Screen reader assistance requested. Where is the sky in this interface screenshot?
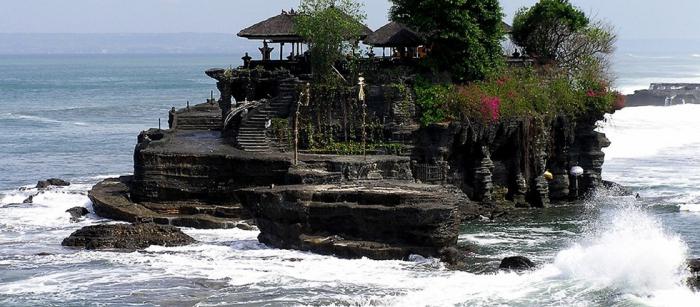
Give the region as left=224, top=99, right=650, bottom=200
left=1, top=0, right=699, bottom=40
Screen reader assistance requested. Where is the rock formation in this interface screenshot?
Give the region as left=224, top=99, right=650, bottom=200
left=62, top=223, right=196, bottom=250
left=66, top=206, right=89, bottom=222
left=36, top=178, right=70, bottom=189
left=499, top=256, right=535, bottom=271
left=236, top=181, right=465, bottom=261
left=84, top=61, right=616, bottom=262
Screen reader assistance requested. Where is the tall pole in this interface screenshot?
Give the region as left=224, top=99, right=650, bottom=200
left=294, top=82, right=310, bottom=166
left=358, top=76, right=367, bottom=160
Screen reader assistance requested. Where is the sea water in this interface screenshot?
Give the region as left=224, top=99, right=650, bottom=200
left=1, top=53, right=700, bottom=306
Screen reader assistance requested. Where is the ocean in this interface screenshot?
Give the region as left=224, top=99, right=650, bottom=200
left=1, top=52, right=700, bottom=306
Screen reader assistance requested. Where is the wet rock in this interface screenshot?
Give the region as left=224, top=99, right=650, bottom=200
left=237, top=181, right=465, bottom=262
left=62, top=223, right=196, bottom=250
left=35, top=252, right=54, bottom=256
left=66, top=207, right=89, bottom=222
left=439, top=246, right=472, bottom=269
left=36, top=178, right=70, bottom=189
left=89, top=177, right=247, bottom=229
left=235, top=222, right=255, bottom=231
left=22, top=195, right=34, bottom=204
left=499, top=256, right=535, bottom=271
left=687, top=258, right=700, bottom=291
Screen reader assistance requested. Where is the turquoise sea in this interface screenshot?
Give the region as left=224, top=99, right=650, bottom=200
left=1, top=53, right=700, bottom=306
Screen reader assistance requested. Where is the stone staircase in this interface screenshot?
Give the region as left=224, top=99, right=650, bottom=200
left=235, top=78, right=298, bottom=152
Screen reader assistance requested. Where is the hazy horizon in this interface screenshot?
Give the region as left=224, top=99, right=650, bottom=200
left=2, top=0, right=700, bottom=40
left=2, top=0, right=700, bottom=55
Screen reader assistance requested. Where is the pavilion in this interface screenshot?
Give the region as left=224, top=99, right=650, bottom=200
left=238, top=10, right=305, bottom=61
left=238, top=9, right=373, bottom=63
left=363, top=21, right=423, bottom=58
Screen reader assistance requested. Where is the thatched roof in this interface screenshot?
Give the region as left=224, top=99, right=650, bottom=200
left=364, top=22, right=423, bottom=47
left=238, top=10, right=373, bottom=42
left=238, top=11, right=301, bottom=42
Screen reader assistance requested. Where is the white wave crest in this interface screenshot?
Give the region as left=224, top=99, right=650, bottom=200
left=553, top=205, right=688, bottom=293
left=599, top=104, right=700, bottom=160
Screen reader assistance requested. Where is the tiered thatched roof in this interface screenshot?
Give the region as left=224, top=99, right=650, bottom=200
left=364, top=22, right=423, bottom=48
left=237, top=10, right=373, bottom=43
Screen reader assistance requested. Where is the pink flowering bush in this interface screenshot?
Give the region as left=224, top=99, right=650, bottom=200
left=415, top=66, right=618, bottom=126
left=481, top=96, right=501, bottom=121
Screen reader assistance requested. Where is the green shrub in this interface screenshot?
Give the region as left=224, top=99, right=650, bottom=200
left=414, top=67, right=618, bottom=125
left=414, top=79, right=455, bottom=125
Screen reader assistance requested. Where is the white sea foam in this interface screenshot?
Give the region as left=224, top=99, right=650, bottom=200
left=0, top=112, right=64, bottom=124
left=679, top=204, right=700, bottom=212
left=553, top=204, right=688, bottom=293
left=0, top=185, right=93, bottom=232
left=599, top=104, right=700, bottom=160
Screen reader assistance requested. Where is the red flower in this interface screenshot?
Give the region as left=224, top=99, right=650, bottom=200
left=586, top=90, right=597, bottom=97
left=481, top=96, right=501, bottom=121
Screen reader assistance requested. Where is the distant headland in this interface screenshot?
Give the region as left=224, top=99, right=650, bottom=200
left=626, top=83, right=700, bottom=107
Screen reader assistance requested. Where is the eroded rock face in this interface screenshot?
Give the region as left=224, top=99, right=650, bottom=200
left=61, top=223, right=196, bottom=250
left=412, top=114, right=610, bottom=216
left=237, top=182, right=465, bottom=262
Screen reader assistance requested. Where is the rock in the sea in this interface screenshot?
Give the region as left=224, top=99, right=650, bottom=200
left=237, top=181, right=465, bottom=262
left=499, top=256, right=535, bottom=271
left=36, top=178, right=70, bottom=189
left=22, top=195, right=34, bottom=204
left=61, top=223, right=196, bottom=250
left=688, top=258, right=700, bottom=291
left=66, top=206, right=90, bottom=222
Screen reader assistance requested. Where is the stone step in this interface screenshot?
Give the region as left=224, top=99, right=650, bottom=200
left=238, top=137, right=266, bottom=141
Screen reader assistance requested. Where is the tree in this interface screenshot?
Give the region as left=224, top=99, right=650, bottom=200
left=390, top=0, right=505, bottom=82
left=296, top=0, right=367, bottom=82
left=513, top=1, right=586, bottom=61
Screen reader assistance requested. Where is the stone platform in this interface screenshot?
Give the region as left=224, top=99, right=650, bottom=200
left=132, top=129, right=414, bottom=202
left=90, top=177, right=253, bottom=229
left=236, top=182, right=467, bottom=261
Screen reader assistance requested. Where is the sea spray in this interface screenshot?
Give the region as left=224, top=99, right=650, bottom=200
left=553, top=201, right=688, bottom=293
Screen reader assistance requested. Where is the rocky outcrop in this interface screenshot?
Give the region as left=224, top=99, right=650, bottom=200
left=626, top=83, right=700, bottom=107
left=499, top=256, right=535, bottom=271
left=131, top=129, right=292, bottom=203
left=89, top=177, right=251, bottom=229
left=66, top=207, right=89, bottom=222
left=36, top=178, right=70, bottom=189
left=411, top=115, right=610, bottom=217
left=236, top=182, right=465, bottom=262
left=62, top=223, right=196, bottom=250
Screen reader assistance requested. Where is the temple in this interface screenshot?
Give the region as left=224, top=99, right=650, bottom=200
left=87, top=7, right=613, bottom=265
